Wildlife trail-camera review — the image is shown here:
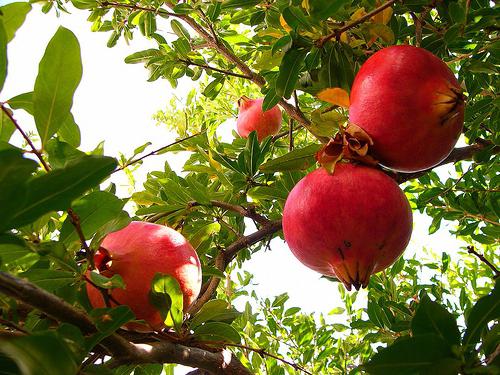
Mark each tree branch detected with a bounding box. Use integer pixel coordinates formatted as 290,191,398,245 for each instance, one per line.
467,246,500,278
0,271,135,358
190,200,270,226
0,103,50,171
114,131,205,173
394,142,499,183
178,59,253,80
0,272,253,374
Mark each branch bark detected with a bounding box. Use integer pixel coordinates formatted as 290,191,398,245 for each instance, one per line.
394,142,499,183
0,272,253,374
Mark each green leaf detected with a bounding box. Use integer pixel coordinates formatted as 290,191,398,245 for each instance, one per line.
46,139,85,169
0,234,30,265
88,271,125,290
7,91,81,147
19,269,74,292
193,321,241,343
245,130,260,175
189,222,221,249
4,155,117,231
262,86,281,111
221,0,260,10
0,109,15,141
463,279,500,348
276,48,307,99
0,20,7,93
87,306,135,349
0,2,32,42
33,27,83,145
203,76,225,99
0,332,78,375
149,273,183,331
260,144,321,172
411,295,461,346
201,265,225,279
59,191,126,245
0,149,38,231
282,7,313,31
309,0,348,19
190,299,240,328
124,49,162,64
363,334,454,374
171,19,190,41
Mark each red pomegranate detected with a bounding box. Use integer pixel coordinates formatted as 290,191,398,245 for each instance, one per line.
86,221,202,331
282,163,412,290
349,45,464,172
236,96,282,141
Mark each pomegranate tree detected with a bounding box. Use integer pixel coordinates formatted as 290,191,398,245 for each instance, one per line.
282,163,412,290
86,221,202,331
236,96,282,141
349,45,464,172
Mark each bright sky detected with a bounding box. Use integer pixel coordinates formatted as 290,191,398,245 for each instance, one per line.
4,2,466,373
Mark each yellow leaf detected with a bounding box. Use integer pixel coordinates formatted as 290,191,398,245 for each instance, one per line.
280,15,292,32
302,0,310,12
317,88,350,108
372,6,393,25
367,23,395,44
350,8,367,21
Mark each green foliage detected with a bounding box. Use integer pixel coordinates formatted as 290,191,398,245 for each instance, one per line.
0,0,498,374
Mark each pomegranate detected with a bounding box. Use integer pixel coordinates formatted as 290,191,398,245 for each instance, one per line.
349,45,464,172
236,96,282,141
86,221,202,331
282,163,412,290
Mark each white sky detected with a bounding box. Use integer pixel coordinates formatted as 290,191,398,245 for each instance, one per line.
3,3,466,373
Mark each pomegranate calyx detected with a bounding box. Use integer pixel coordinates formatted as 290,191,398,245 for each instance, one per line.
316,123,378,173
237,95,252,109
93,247,112,272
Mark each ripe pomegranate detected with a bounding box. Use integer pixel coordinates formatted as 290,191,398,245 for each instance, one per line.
86,221,202,331
236,96,282,141
282,163,412,290
349,45,465,172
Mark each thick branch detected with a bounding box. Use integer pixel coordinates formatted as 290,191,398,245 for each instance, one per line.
114,343,252,375
0,271,135,358
395,142,499,183
0,272,252,373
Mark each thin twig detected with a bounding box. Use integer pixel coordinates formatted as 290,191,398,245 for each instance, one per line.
467,246,500,278
0,103,50,171
318,0,398,46
200,340,313,375
178,59,252,79
115,131,205,172
99,1,176,17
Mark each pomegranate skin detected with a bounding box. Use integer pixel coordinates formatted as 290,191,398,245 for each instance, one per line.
86,221,202,331
282,164,412,290
236,97,282,141
349,45,464,172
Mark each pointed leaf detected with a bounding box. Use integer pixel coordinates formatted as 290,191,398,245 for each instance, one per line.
193,321,241,343
260,144,321,172
33,27,82,145
463,279,500,348
5,155,117,231
0,21,7,93
411,295,461,346
276,48,307,99
363,334,454,375
0,2,32,42
149,273,183,331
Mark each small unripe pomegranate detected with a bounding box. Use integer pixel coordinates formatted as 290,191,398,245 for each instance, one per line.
86,221,202,331
349,45,464,172
282,163,412,290
236,96,282,141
